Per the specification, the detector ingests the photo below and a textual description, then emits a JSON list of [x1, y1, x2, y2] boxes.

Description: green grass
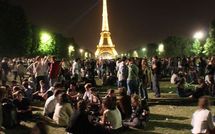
[[3, 81, 215, 134]]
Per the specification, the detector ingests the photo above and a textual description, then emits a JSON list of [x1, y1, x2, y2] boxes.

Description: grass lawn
[[3, 81, 215, 134]]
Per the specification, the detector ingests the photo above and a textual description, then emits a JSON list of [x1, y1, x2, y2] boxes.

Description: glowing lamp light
[[193, 31, 204, 40], [40, 32, 51, 43], [79, 49, 84, 53], [158, 44, 164, 53], [142, 48, 147, 52]]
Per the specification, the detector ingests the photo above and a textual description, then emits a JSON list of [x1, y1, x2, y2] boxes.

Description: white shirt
[[191, 109, 215, 134], [83, 91, 92, 101], [72, 61, 80, 76], [43, 95, 57, 115], [104, 108, 122, 130]]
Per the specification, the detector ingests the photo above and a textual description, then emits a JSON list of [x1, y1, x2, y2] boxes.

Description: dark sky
[[9, 0, 215, 53]]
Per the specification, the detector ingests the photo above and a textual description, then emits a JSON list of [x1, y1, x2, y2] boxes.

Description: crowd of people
[[0, 55, 215, 133]]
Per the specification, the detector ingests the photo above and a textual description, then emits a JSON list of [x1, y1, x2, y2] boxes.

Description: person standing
[[117, 57, 128, 88], [1, 58, 10, 86], [49, 56, 60, 87], [151, 56, 161, 98], [127, 58, 139, 96], [139, 58, 151, 100], [33, 56, 49, 91]]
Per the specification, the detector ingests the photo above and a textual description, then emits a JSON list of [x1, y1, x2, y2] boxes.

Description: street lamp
[[193, 31, 204, 40], [40, 32, 52, 43], [158, 43, 164, 53], [68, 45, 75, 57]]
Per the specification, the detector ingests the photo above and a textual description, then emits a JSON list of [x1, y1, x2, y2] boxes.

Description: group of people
[[0, 55, 215, 134]]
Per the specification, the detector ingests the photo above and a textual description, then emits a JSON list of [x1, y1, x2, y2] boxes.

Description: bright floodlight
[[40, 32, 51, 43], [158, 44, 164, 53], [193, 31, 204, 40]]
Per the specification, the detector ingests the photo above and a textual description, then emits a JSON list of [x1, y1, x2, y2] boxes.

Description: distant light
[[193, 31, 204, 40], [79, 49, 84, 53], [142, 48, 147, 52], [158, 44, 164, 53], [133, 51, 139, 57]]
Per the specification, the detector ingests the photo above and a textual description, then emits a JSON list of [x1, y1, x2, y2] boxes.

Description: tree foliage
[[0, 1, 31, 57], [204, 20, 215, 56]]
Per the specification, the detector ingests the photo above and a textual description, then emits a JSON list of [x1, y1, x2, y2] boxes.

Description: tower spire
[[95, 0, 118, 59], [102, 0, 109, 31]]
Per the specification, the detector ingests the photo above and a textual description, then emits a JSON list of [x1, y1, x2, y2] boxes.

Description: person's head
[[22, 81, 29, 88], [39, 80, 45, 87], [69, 83, 76, 91], [53, 89, 63, 98], [107, 89, 115, 97], [13, 86, 21, 93], [152, 55, 158, 61], [58, 93, 69, 105], [119, 87, 127, 96], [31, 121, 48, 134], [121, 56, 127, 62], [51, 56, 56, 62], [15, 91, 24, 101], [53, 82, 63, 90], [128, 58, 134, 64], [90, 87, 97, 95], [103, 97, 116, 110], [36, 56, 41, 62], [198, 78, 205, 85], [77, 100, 87, 112], [198, 96, 210, 110], [131, 95, 140, 107], [84, 83, 92, 91]]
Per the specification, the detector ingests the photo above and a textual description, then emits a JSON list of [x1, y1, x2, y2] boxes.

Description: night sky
[[9, 0, 215, 53]]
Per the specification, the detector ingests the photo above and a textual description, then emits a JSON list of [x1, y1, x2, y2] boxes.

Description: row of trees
[[127, 20, 215, 58], [0, 0, 80, 58]]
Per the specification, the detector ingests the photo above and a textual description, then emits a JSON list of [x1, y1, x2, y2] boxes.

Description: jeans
[[127, 80, 138, 95], [152, 74, 160, 97], [139, 82, 148, 100]]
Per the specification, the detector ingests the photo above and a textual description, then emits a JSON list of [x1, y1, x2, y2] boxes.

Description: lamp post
[[79, 49, 84, 59], [158, 43, 164, 55]]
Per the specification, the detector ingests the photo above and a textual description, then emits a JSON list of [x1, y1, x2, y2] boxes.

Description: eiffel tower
[[95, 0, 118, 59]]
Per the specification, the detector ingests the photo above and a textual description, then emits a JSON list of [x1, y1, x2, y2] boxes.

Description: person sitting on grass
[[53, 93, 74, 127], [66, 100, 106, 134], [175, 72, 193, 97], [117, 87, 132, 120], [43, 89, 62, 118], [123, 95, 149, 128], [190, 78, 209, 99], [99, 97, 122, 131], [13, 91, 32, 122], [33, 80, 47, 101], [83, 83, 92, 101], [31, 121, 48, 134], [67, 83, 80, 106], [191, 96, 215, 134]]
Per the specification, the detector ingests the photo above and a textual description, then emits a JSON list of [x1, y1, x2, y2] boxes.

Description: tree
[[191, 39, 203, 56], [0, 1, 31, 57], [163, 36, 193, 57], [204, 20, 215, 56], [147, 43, 158, 57]]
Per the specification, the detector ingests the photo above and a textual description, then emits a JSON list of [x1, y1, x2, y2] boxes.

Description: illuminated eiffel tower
[[95, 0, 118, 59]]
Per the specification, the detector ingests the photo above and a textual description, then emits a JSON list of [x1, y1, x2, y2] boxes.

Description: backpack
[[2, 99, 17, 129]]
